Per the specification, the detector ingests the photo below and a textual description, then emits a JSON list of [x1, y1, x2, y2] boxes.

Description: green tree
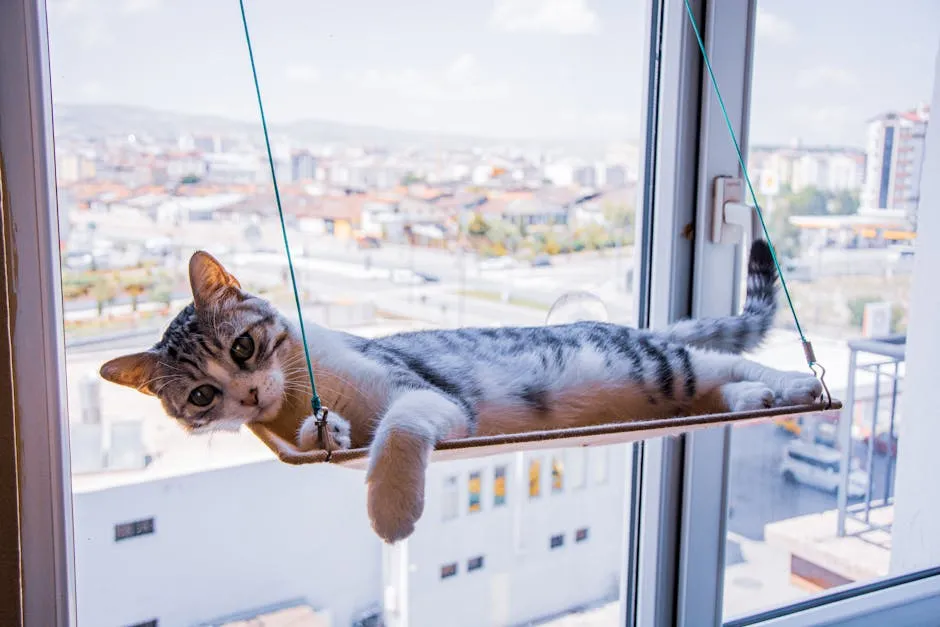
[[787, 187, 829, 215], [91, 275, 119, 317], [830, 190, 860, 216], [602, 202, 636, 228], [467, 212, 490, 237]]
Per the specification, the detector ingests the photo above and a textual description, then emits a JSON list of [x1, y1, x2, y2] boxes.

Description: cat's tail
[[657, 239, 778, 354]]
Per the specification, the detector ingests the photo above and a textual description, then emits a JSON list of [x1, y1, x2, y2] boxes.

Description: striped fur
[[100, 241, 821, 543]]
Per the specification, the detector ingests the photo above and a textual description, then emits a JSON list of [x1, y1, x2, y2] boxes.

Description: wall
[[389, 445, 631, 627], [890, 43, 940, 574], [72, 460, 381, 627]]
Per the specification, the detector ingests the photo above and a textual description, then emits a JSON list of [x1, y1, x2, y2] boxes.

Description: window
[[440, 563, 457, 580], [706, 1, 940, 622], [467, 556, 484, 572], [568, 449, 587, 490], [468, 470, 482, 513], [493, 465, 507, 507], [575, 528, 589, 543], [551, 456, 564, 493], [590, 447, 609, 485], [442, 475, 458, 521], [528, 459, 542, 499], [114, 518, 155, 542], [550, 534, 565, 550]]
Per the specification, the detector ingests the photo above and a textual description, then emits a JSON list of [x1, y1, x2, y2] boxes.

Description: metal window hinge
[[712, 176, 762, 245]]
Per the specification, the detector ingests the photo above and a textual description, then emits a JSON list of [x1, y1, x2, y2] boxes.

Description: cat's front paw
[[297, 411, 352, 451], [366, 429, 428, 544]]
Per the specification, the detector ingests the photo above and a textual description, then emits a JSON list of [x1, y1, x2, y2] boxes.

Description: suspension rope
[[682, 0, 830, 404], [238, 0, 337, 449]]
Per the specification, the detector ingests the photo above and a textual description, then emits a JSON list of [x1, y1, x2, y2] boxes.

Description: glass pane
[[723, 1, 940, 620], [47, 0, 651, 625]]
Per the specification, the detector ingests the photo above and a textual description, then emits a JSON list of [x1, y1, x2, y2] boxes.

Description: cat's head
[[100, 252, 298, 433]]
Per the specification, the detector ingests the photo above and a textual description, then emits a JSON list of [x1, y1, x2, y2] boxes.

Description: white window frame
[[15, 0, 938, 625], [672, 1, 940, 626], [1, 1, 76, 626]]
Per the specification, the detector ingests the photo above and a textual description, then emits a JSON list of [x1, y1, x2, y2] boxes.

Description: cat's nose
[[241, 388, 259, 407]]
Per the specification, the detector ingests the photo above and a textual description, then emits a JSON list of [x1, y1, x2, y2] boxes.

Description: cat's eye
[[188, 384, 218, 407], [230, 334, 255, 362]]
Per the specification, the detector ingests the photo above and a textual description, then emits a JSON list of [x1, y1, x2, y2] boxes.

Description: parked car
[[531, 254, 552, 267], [780, 441, 868, 498]]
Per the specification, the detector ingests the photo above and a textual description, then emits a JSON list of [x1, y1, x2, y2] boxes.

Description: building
[[69, 436, 629, 627], [862, 105, 930, 213], [292, 151, 318, 182]]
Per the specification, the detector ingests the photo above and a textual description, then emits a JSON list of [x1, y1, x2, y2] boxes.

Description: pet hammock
[[236, 0, 839, 466]]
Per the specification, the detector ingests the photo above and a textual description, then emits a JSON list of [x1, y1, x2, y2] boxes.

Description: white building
[[826, 153, 863, 192], [862, 105, 930, 212], [790, 154, 828, 192], [70, 438, 629, 627], [385, 446, 629, 627]]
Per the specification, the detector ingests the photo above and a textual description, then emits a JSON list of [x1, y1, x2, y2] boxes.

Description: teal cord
[[238, 0, 322, 415], [682, 0, 811, 355]]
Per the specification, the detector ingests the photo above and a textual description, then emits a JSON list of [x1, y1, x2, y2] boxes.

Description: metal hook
[[810, 361, 833, 410], [315, 407, 334, 462]]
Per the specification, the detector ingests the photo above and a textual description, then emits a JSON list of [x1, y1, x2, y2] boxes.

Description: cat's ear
[[99, 351, 161, 396], [189, 251, 241, 311]]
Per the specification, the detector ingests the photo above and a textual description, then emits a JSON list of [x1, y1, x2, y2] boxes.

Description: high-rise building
[[862, 104, 930, 213]]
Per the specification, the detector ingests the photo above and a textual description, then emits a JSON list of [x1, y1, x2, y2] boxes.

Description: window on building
[[552, 456, 564, 493], [440, 563, 457, 580], [467, 556, 484, 572], [529, 459, 541, 499], [468, 470, 482, 513], [442, 475, 458, 521], [114, 518, 155, 542], [568, 448, 587, 490], [493, 465, 507, 507], [591, 448, 609, 485], [575, 528, 589, 543], [550, 534, 565, 549]]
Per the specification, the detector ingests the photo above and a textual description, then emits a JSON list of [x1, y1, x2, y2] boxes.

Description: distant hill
[[54, 103, 631, 156]]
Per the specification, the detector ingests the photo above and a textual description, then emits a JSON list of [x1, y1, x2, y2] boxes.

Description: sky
[[46, 0, 940, 146]]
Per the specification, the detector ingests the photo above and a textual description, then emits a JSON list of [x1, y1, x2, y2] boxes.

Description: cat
[[100, 240, 822, 544]]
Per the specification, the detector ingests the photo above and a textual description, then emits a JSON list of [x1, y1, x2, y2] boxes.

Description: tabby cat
[[100, 241, 822, 543]]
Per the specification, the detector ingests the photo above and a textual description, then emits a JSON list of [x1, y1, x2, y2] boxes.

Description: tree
[[122, 272, 155, 313], [602, 201, 636, 229], [830, 190, 860, 216], [91, 275, 118, 317], [467, 212, 490, 237], [62, 273, 94, 301], [787, 187, 828, 216]]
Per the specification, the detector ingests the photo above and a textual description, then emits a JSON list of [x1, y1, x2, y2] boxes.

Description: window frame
[[12, 0, 938, 625], [675, 1, 940, 626], [1, 1, 76, 626]]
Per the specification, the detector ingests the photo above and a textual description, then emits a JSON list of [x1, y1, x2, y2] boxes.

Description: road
[[727, 421, 896, 542]]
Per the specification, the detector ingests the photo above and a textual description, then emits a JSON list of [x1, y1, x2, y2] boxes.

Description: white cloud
[[356, 54, 512, 103], [755, 8, 794, 43], [489, 0, 599, 35], [285, 65, 321, 84], [796, 66, 858, 89]]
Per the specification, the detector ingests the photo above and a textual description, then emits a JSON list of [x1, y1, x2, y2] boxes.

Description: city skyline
[[47, 0, 940, 146]]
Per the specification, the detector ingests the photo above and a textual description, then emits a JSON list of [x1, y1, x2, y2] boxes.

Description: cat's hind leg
[[366, 389, 470, 543]]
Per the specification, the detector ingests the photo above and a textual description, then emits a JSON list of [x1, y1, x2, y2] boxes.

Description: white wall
[[388, 445, 631, 627], [73, 461, 381, 627], [73, 445, 632, 627], [890, 43, 940, 574]]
